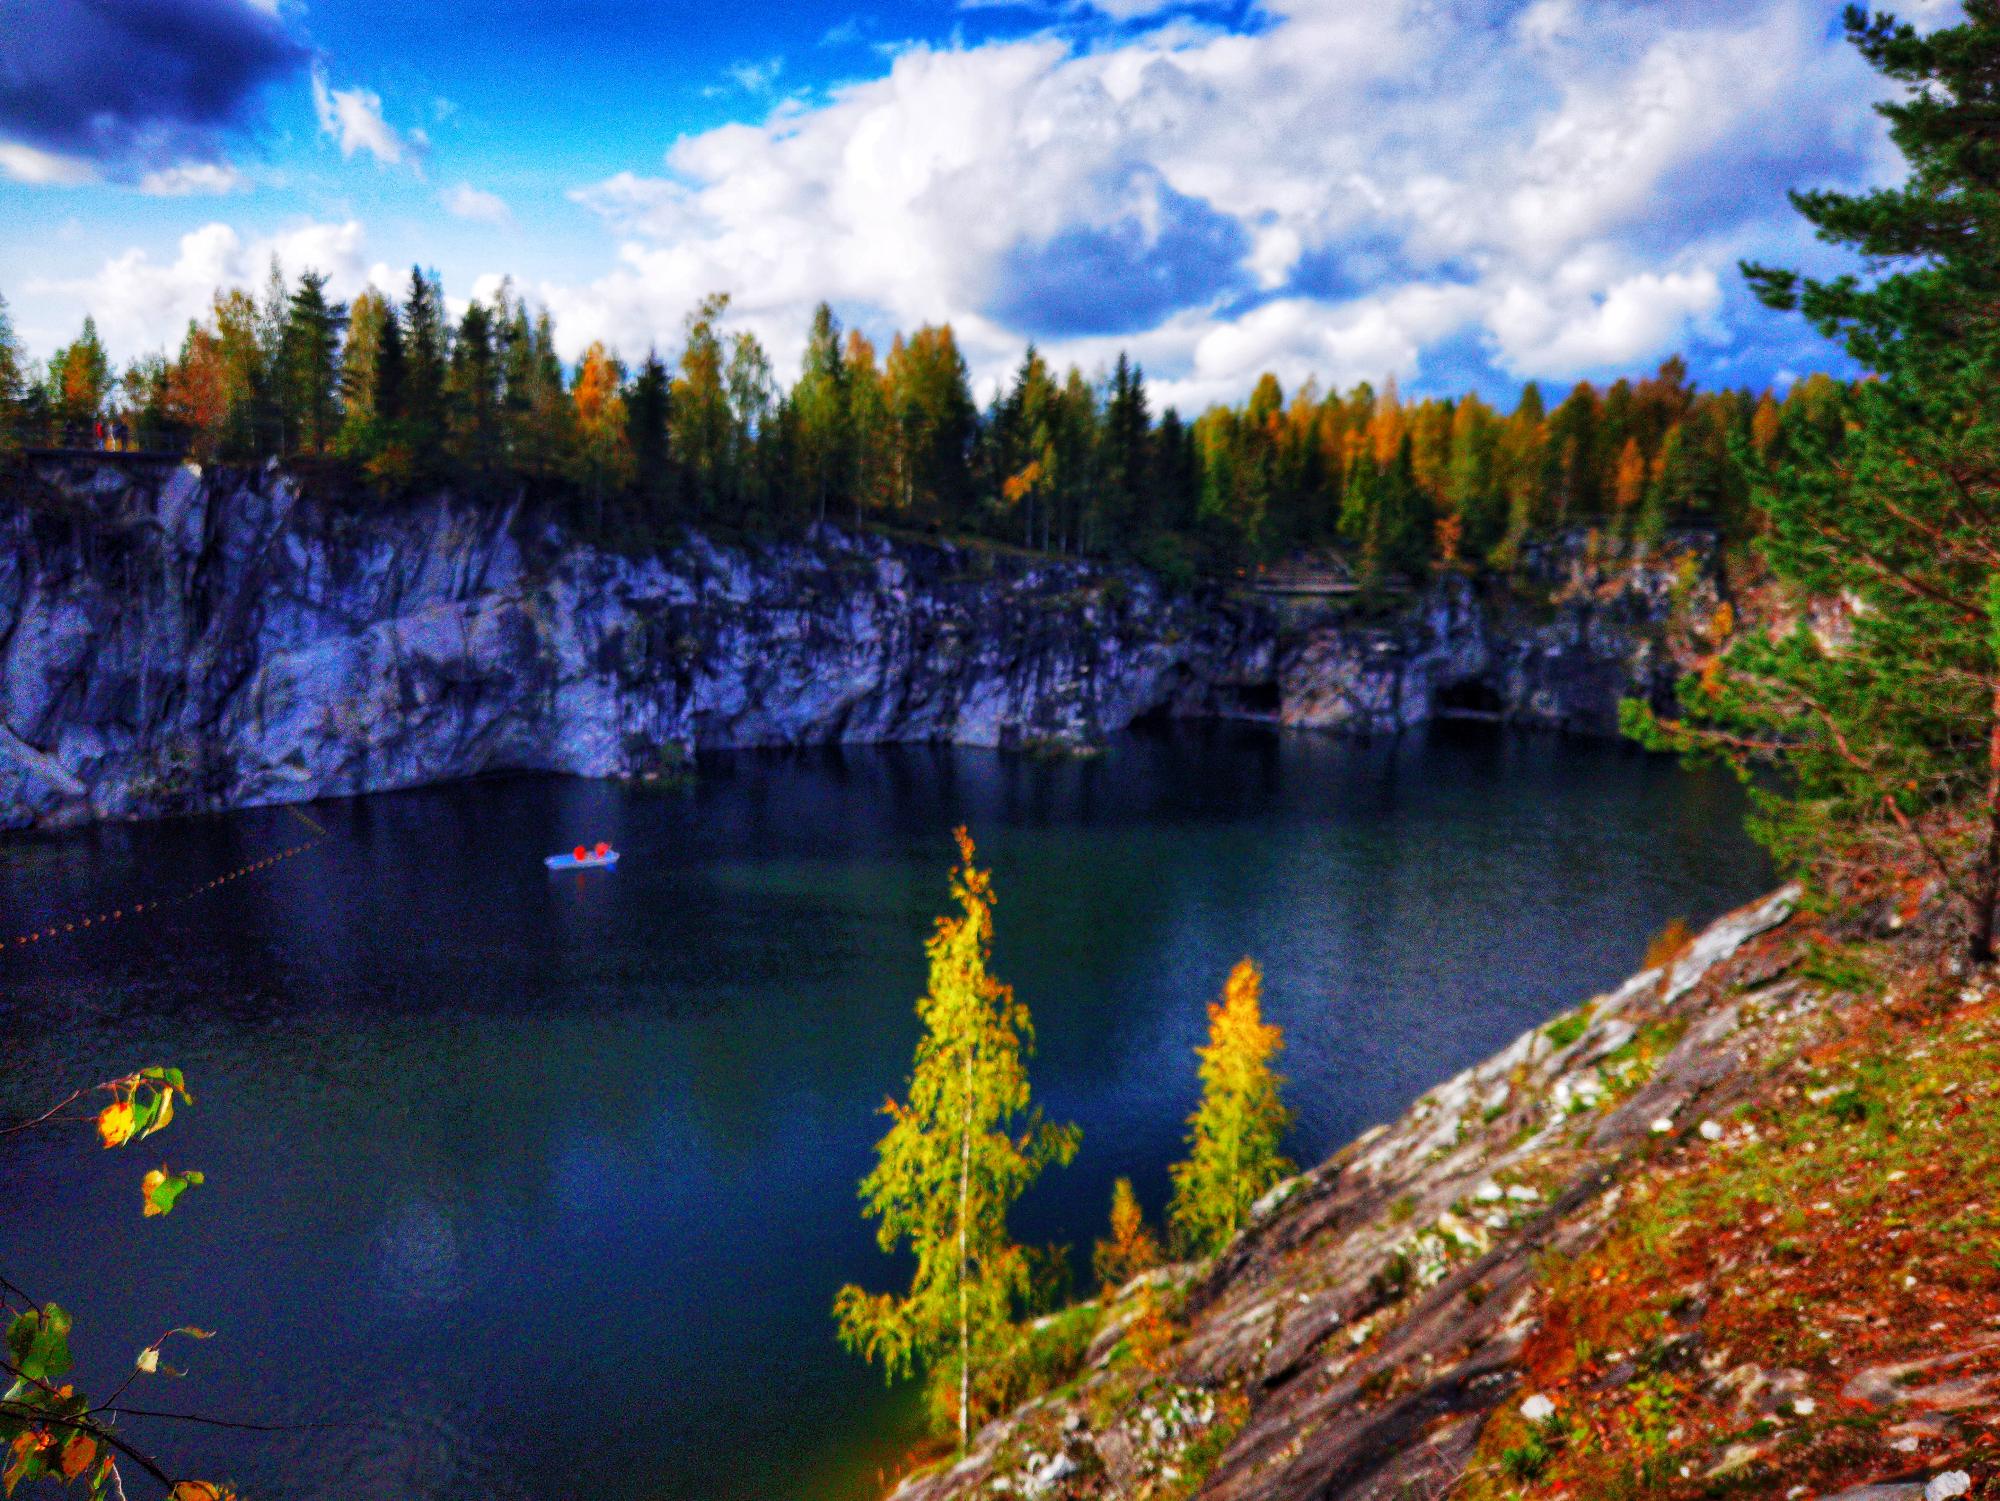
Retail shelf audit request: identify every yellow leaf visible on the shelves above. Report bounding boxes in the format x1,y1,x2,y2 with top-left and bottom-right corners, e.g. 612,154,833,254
141,1167,166,1217
170,1483,229,1501
96,1099,135,1149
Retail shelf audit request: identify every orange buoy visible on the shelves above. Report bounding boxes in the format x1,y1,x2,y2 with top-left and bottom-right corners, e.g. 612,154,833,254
595,841,610,857
574,845,587,861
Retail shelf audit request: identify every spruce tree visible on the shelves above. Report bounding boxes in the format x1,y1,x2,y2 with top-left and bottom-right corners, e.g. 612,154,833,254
626,349,672,518
834,829,1079,1448
447,300,501,474
1627,3,2000,962
1168,958,1293,1257
279,270,347,456
401,267,449,465
794,302,850,524
1102,353,1151,543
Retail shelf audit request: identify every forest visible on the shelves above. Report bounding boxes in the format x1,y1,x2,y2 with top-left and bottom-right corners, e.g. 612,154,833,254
0,274,1845,584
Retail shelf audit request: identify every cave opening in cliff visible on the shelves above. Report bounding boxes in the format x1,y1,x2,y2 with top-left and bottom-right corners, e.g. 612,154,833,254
1435,679,1506,719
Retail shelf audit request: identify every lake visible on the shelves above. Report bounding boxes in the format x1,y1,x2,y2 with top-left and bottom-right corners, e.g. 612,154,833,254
0,723,1771,1500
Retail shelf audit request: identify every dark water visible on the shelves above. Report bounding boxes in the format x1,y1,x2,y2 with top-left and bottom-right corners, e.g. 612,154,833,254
0,724,1770,1501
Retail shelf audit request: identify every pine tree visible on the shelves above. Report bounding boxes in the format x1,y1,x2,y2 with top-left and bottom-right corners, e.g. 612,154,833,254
1092,1177,1162,1292
1629,3,2000,962
834,829,1079,1448
1168,958,1293,1257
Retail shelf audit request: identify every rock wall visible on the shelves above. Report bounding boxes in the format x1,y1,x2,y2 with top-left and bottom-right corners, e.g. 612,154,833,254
0,459,1709,829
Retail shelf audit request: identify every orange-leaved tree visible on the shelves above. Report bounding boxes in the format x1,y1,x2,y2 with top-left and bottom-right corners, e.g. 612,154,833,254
1167,958,1294,1258
1091,1177,1162,1293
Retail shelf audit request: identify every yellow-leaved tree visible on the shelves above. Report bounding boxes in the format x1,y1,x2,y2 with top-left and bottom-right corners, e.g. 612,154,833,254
1168,958,1294,1258
833,828,1079,1450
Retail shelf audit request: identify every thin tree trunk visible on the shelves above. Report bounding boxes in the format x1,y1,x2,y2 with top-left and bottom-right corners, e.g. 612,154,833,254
957,1041,973,1452
1974,682,2000,964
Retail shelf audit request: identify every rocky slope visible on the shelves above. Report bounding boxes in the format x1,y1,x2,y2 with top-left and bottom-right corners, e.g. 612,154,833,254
0,458,1708,829
891,883,2000,1501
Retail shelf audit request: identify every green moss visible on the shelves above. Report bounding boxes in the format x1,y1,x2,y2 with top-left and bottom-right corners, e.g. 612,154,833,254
1544,1004,1596,1050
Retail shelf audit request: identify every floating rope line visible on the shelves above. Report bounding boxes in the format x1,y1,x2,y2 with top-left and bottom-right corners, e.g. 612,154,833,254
283,804,328,838
7,804,331,953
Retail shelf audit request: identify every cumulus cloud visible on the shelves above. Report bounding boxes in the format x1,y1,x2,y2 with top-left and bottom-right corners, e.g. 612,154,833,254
311,68,416,167
33,220,371,358
0,0,305,181
441,182,513,226
521,0,1897,402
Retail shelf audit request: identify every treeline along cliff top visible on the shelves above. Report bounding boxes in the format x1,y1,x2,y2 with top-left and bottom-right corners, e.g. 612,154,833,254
0,273,1844,586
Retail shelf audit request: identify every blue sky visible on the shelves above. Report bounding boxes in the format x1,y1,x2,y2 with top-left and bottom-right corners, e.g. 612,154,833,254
0,0,1953,408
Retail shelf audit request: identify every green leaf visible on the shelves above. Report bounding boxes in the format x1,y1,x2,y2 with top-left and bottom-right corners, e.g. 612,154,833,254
142,1167,205,1218
139,1066,191,1101
4,1305,72,1384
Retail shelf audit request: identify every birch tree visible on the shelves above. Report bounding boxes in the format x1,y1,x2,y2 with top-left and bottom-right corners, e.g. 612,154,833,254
834,829,1079,1447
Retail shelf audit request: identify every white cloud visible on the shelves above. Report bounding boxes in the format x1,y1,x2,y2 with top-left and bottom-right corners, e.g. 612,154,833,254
0,142,98,186
441,182,513,226
33,220,370,359
513,0,1889,401
726,57,784,93
311,67,414,167
1487,261,1725,378
137,162,248,197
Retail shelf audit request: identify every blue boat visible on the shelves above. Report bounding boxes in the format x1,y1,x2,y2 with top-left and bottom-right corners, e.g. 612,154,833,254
546,847,620,871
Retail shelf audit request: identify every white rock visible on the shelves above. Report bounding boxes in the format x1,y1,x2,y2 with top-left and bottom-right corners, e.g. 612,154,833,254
1926,1473,1971,1501
1699,1120,1725,1141
1791,1397,1815,1415
1507,1184,1541,1202
1520,1393,1556,1424
1650,1117,1675,1134
1475,1182,1504,1203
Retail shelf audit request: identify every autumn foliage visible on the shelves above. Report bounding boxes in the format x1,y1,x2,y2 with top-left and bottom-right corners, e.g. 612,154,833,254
2,1069,236,1499
1091,1177,1163,1293
1168,958,1295,1258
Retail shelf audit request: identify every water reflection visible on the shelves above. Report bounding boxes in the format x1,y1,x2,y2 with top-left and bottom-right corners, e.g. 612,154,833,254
0,723,1770,1501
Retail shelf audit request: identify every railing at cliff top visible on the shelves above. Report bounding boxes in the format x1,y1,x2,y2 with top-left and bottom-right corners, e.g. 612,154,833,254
1247,563,1363,596
14,420,193,462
